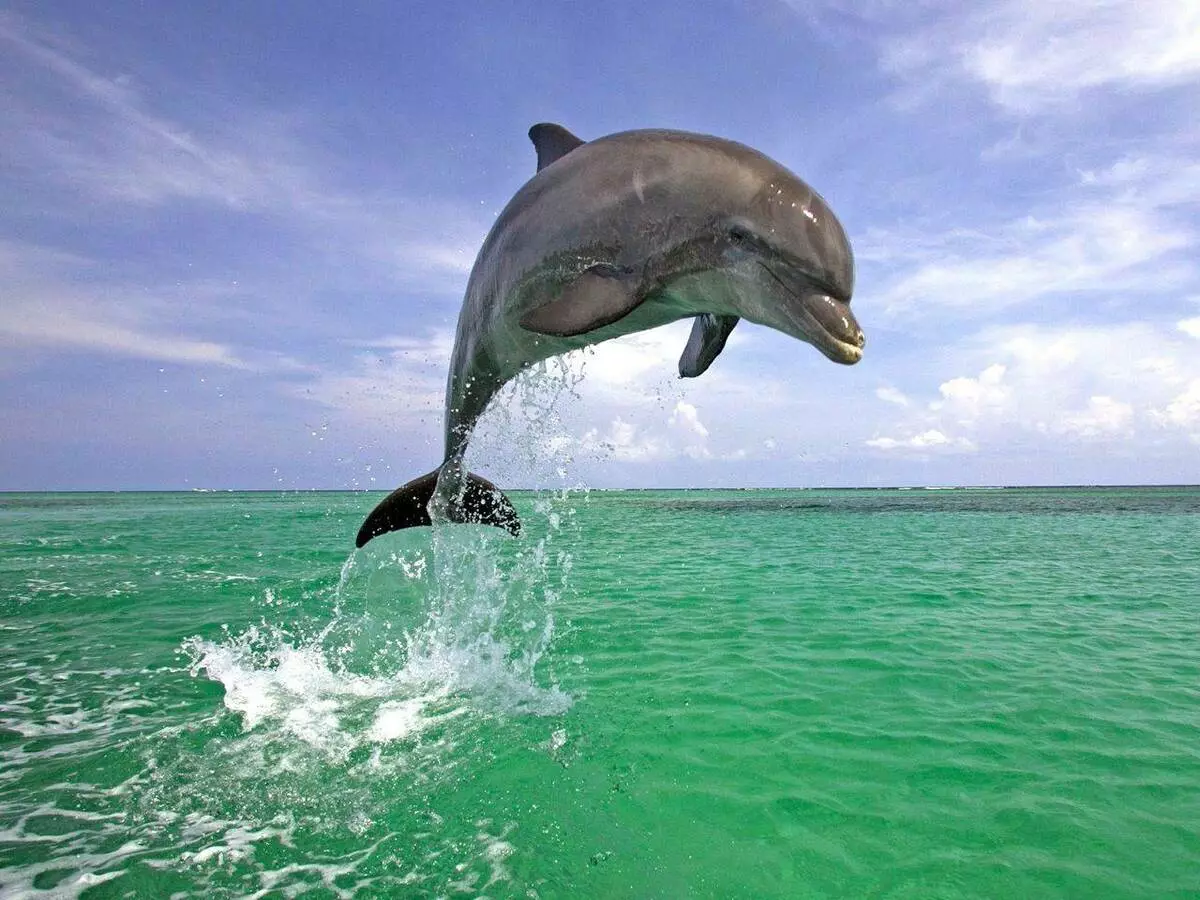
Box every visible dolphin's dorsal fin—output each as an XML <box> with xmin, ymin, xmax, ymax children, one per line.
<box><xmin>679</xmin><ymin>314</ymin><xmax>739</xmax><ymax>378</ymax></box>
<box><xmin>529</xmin><ymin>123</ymin><xmax>585</xmax><ymax>172</ymax></box>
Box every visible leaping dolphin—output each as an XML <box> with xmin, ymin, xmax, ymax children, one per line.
<box><xmin>356</xmin><ymin>123</ymin><xmax>865</xmax><ymax>547</ymax></box>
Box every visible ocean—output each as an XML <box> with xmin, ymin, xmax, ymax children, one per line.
<box><xmin>1</xmin><ymin>487</ymin><xmax>1198</xmax><ymax>898</ymax></box>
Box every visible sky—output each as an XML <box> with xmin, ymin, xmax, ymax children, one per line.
<box><xmin>2</xmin><ymin>0</ymin><xmax>1198</xmax><ymax>491</ymax></box>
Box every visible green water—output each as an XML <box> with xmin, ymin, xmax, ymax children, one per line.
<box><xmin>2</xmin><ymin>488</ymin><xmax>1198</xmax><ymax>898</ymax></box>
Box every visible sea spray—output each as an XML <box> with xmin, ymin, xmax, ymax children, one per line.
<box><xmin>184</xmin><ymin>513</ymin><xmax>575</xmax><ymax>761</ymax></box>
<box><xmin>184</xmin><ymin>359</ymin><xmax>598</xmax><ymax>757</ymax></box>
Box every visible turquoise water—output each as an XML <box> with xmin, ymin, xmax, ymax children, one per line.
<box><xmin>2</xmin><ymin>487</ymin><xmax>1198</xmax><ymax>897</ymax></box>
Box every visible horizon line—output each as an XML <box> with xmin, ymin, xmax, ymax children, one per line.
<box><xmin>2</xmin><ymin>483</ymin><xmax>1199</xmax><ymax>496</ymax></box>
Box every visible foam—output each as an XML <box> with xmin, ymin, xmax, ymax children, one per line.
<box><xmin>184</xmin><ymin>512</ymin><xmax>576</xmax><ymax>763</ymax></box>
<box><xmin>185</xmin><ymin>620</ymin><xmax>571</xmax><ymax>762</ymax></box>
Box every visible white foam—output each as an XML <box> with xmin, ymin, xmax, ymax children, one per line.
<box><xmin>185</xmin><ymin>542</ymin><xmax>572</xmax><ymax>762</ymax></box>
<box><xmin>368</xmin><ymin>698</ymin><xmax>435</xmax><ymax>742</ymax></box>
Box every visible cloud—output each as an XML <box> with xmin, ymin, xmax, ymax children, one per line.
<box><xmin>1</xmin><ymin>13</ymin><xmax>296</xmax><ymax>210</ymax></box>
<box><xmin>0</xmin><ymin>240</ymin><xmax>254</xmax><ymax>369</ymax></box>
<box><xmin>871</xmin><ymin>321</ymin><xmax>1200</xmax><ymax>453</ymax></box>
<box><xmin>311</xmin><ymin>316</ymin><xmax>862</xmax><ymax>477</ymax></box>
<box><xmin>578</xmin><ymin>418</ymin><xmax>669</xmax><ymax>462</ymax></box>
<box><xmin>1</xmin><ymin>309</ymin><xmax>246</xmax><ymax>369</ymax></box>
<box><xmin>879</xmin><ymin>0</ymin><xmax>1200</xmax><ymax>114</ymax></box>
<box><xmin>668</xmin><ymin>400</ymin><xmax>712</xmax><ymax>459</ymax></box>
<box><xmin>875</xmin><ymin>385</ymin><xmax>909</xmax><ymax>406</ymax></box>
<box><xmin>1077</xmin><ymin>157</ymin><xmax>1200</xmax><ymax>209</ymax></box>
<box><xmin>0</xmin><ymin>13</ymin><xmax>486</xmax><ymax>296</ymax></box>
<box><xmin>1151</xmin><ymin>380</ymin><xmax>1200</xmax><ymax>439</ymax></box>
<box><xmin>1053</xmin><ymin>395</ymin><xmax>1134</xmax><ymax>439</ymax></box>
<box><xmin>296</xmin><ymin>331</ymin><xmax>452</xmax><ymax>430</ymax></box>
<box><xmin>669</xmin><ymin>400</ymin><xmax>709</xmax><ymax>438</ymax></box>
<box><xmin>858</xmin><ymin>126</ymin><xmax>1199</xmax><ymax>323</ymax></box>
<box><xmin>1179</xmin><ymin>317</ymin><xmax>1200</xmax><ymax>339</ymax></box>
<box><xmin>864</xmin><ymin>202</ymin><xmax>1193</xmax><ymax>318</ymax></box>
<box><xmin>567</xmin><ymin>403</ymin><xmax>711</xmax><ymax>463</ymax></box>
<box><xmin>933</xmin><ymin>363</ymin><xmax>1011</xmax><ymax>425</ymax></box>
<box><xmin>866</xmin><ymin>429</ymin><xmax>977</xmax><ymax>453</ymax></box>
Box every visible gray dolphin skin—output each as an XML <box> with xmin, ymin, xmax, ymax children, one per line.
<box><xmin>355</xmin><ymin>123</ymin><xmax>865</xmax><ymax>547</ymax></box>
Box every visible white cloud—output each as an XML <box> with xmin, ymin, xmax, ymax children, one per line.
<box><xmin>350</xmin><ymin>318</ymin><xmax>862</xmax><ymax>476</ymax></box>
<box><xmin>1152</xmin><ymin>380</ymin><xmax>1200</xmax><ymax>436</ymax></box>
<box><xmin>669</xmin><ymin>401</ymin><xmax>709</xmax><ymax>438</ymax></box>
<box><xmin>875</xmin><ymin>385</ymin><xmax>909</xmax><ymax>406</ymax></box>
<box><xmin>1053</xmin><ymin>395</ymin><xmax>1135</xmax><ymax>439</ymax></box>
<box><xmin>865</xmin><ymin>429</ymin><xmax>977</xmax><ymax>453</ymax></box>
<box><xmin>880</xmin><ymin>0</ymin><xmax>1200</xmax><ymax>114</ymax></box>
<box><xmin>668</xmin><ymin>400</ymin><xmax>712</xmax><ymax>459</ymax></box>
<box><xmin>934</xmin><ymin>363</ymin><xmax>1010</xmax><ymax>424</ymax></box>
<box><xmin>1078</xmin><ymin>157</ymin><xmax>1200</xmax><ymax>211</ymax></box>
<box><xmin>1179</xmin><ymin>317</ymin><xmax>1200</xmax><ymax>339</ymax></box>
<box><xmin>1</xmin><ymin>309</ymin><xmax>247</xmax><ymax>369</ymax></box>
<box><xmin>579</xmin><ymin>418</ymin><xmax>669</xmax><ymax>462</ymax></box>
<box><xmin>0</xmin><ymin>240</ymin><xmax>253</xmax><ymax>369</ymax></box>
<box><xmin>298</xmin><ymin>324</ymin><xmax>731</xmax><ymax>472</ymax></box>
<box><xmin>865</xmin><ymin>204</ymin><xmax>1193</xmax><ymax>318</ymax></box>
<box><xmin>873</xmin><ymin>321</ymin><xmax>1200</xmax><ymax>453</ymax></box>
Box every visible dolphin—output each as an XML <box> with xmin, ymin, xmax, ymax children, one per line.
<box><xmin>355</xmin><ymin>123</ymin><xmax>865</xmax><ymax>548</ymax></box>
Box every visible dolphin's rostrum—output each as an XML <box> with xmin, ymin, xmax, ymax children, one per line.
<box><xmin>355</xmin><ymin>123</ymin><xmax>865</xmax><ymax>548</ymax></box>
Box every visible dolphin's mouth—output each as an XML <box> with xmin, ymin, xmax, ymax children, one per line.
<box><xmin>760</xmin><ymin>264</ymin><xmax>865</xmax><ymax>365</ymax></box>
<box><xmin>799</xmin><ymin>293</ymin><xmax>865</xmax><ymax>365</ymax></box>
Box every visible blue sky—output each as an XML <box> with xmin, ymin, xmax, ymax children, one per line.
<box><xmin>2</xmin><ymin>1</ymin><xmax>1198</xmax><ymax>491</ymax></box>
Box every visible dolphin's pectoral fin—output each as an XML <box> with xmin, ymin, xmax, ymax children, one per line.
<box><xmin>529</xmin><ymin>123</ymin><xmax>585</xmax><ymax>172</ymax></box>
<box><xmin>355</xmin><ymin>469</ymin><xmax>520</xmax><ymax>548</ymax></box>
<box><xmin>678</xmin><ymin>314</ymin><xmax>739</xmax><ymax>378</ymax></box>
<box><xmin>519</xmin><ymin>265</ymin><xmax>644</xmax><ymax>337</ymax></box>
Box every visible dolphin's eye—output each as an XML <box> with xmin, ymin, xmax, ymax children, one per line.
<box><xmin>728</xmin><ymin>226</ymin><xmax>752</xmax><ymax>246</ymax></box>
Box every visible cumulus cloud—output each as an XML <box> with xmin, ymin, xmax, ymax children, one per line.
<box><xmin>668</xmin><ymin>400</ymin><xmax>712</xmax><ymax>459</ymax></box>
<box><xmin>577</xmin><ymin>418</ymin><xmax>668</xmax><ymax>462</ymax></box>
<box><xmin>1151</xmin><ymin>381</ymin><xmax>1200</xmax><ymax>439</ymax></box>
<box><xmin>1052</xmin><ymin>395</ymin><xmax>1135</xmax><ymax>439</ymax></box>
<box><xmin>933</xmin><ymin>363</ymin><xmax>1010</xmax><ymax>424</ymax></box>
<box><xmin>567</xmin><ymin>401</ymin><xmax>715</xmax><ymax>464</ymax></box>
<box><xmin>669</xmin><ymin>401</ymin><xmax>709</xmax><ymax>437</ymax></box>
<box><xmin>871</xmin><ymin>321</ymin><xmax>1200</xmax><ymax>455</ymax></box>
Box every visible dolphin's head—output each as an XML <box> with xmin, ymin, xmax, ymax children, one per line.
<box><xmin>715</xmin><ymin>165</ymin><xmax>864</xmax><ymax>365</ymax></box>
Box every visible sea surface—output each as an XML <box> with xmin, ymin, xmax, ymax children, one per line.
<box><xmin>1</xmin><ymin>487</ymin><xmax>1198</xmax><ymax>898</ymax></box>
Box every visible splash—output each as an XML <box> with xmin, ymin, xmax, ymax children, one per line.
<box><xmin>185</xmin><ymin>361</ymin><xmax>592</xmax><ymax>763</ymax></box>
<box><xmin>184</xmin><ymin>522</ymin><xmax>573</xmax><ymax>763</ymax></box>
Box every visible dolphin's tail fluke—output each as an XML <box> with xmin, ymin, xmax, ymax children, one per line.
<box><xmin>355</xmin><ymin>468</ymin><xmax>521</xmax><ymax>548</ymax></box>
